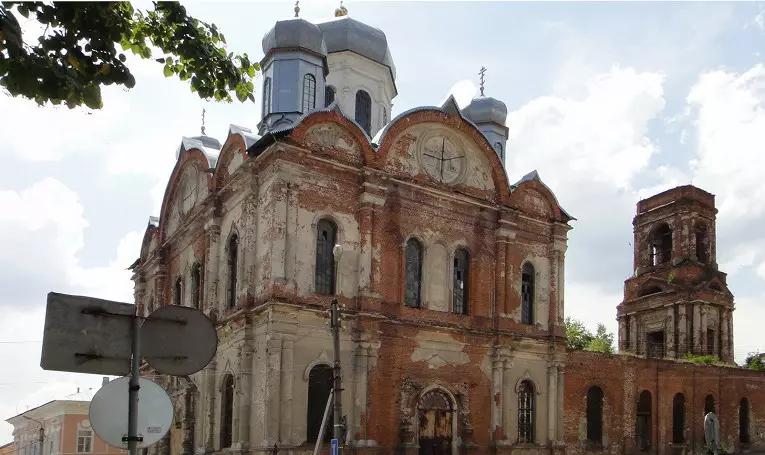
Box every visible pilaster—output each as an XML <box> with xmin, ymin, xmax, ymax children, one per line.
<box><xmin>235</xmin><ymin>344</ymin><xmax>253</xmax><ymax>450</ymax></box>
<box><xmin>203</xmin><ymin>359</ymin><xmax>217</xmax><ymax>453</ymax></box>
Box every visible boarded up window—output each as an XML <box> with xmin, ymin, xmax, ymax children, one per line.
<box><xmin>405</xmin><ymin>238</ymin><xmax>423</xmax><ymax>308</ymax></box>
<box><xmin>307</xmin><ymin>365</ymin><xmax>333</xmax><ymax>443</ymax></box>
<box><xmin>302</xmin><ymin>74</ymin><xmax>316</xmax><ymax>112</ymax></box>
<box><xmin>636</xmin><ymin>390</ymin><xmax>652</xmax><ymax>452</ymax></box>
<box><xmin>227</xmin><ymin>234</ymin><xmax>238</xmax><ymax>308</ymax></box>
<box><xmin>740</xmin><ymin>398</ymin><xmax>750</xmax><ymax>443</ymax></box>
<box><xmin>586</xmin><ymin>386</ymin><xmax>603</xmax><ymax>444</ymax></box>
<box><xmin>521</xmin><ymin>263</ymin><xmax>534</xmax><ymax>325</ymax></box>
<box><xmin>315</xmin><ymin>219</ymin><xmax>337</xmax><ymax>295</ymax></box>
<box><xmin>517</xmin><ymin>381</ymin><xmax>535</xmax><ymax>443</ymax></box>
<box><xmin>452</xmin><ymin>248</ymin><xmax>469</xmax><ymax>315</ymax></box>
<box><xmin>220</xmin><ymin>375</ymin><xmax>234</xmax><ymax>448</ymax></box>
<box><xmin>355</xmin><ymin>90</ymin><xmax>372</xmax><ymax>136</ymax></box>
<box><xmin>672</xmin><ymin>393</ymin><xmax>685</xmax><ymax>443</ymax></box>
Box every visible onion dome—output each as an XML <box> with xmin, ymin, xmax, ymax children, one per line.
<box><xmin>316</xmin><ymin>16</ymin><xmax>396</xmax><ymax>79</ymax></box>
<box><xmin>462</xmin><ymin>96</ymin><xmax>508</xmax><ymax>125</ymax></box>
<box><xmin>262</xmin><ymin>18</ymin><xmax>328</xmax><ymax>58</ymax></box>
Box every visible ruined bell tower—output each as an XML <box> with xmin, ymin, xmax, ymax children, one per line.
<box><xmin>616</xmin><ymin>185</ymin><xmax>735</xmax><ymax>363</ymax></box>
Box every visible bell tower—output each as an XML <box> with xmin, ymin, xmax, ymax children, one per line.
<box><xmin>616</xmin><ymin>185</ymin><xmax>734</xmax><ymax>363</ymax></box>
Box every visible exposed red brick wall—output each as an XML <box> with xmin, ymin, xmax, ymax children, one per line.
<box><xmin>565</xmin><ymin>350</ymin><xmax>765</xmax><ymax>455</ymax></box>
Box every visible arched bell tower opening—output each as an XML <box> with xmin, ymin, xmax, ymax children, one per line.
<box><xmin>616</xmin><ymin>185</ymin><xmax>734</xmax><ymax>363</ymax></box>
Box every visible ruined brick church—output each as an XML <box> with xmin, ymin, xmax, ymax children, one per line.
<box><xmin>128</xmin><ymin>5</ymin><xmax>764</xmax><ymax>455</ymax></box>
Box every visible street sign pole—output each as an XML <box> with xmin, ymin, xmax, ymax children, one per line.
<box><xmin>127</xmin><ymin>313</ymin><xmax>142</xmax><ymax>455</ymax></box>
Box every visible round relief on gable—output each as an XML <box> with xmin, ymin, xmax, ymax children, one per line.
<box><xmin>80</xmin><ymin>419</ymin><xmax>91</xmax><ymax>429</ymax></box>
<box><xmin>416</xmin><ymin>128</ymin><xmax>468</xmax><ymax>185</ymax></box>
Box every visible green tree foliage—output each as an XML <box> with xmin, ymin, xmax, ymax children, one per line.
<box><xmin>0</xmin><ymin>1</ymin><xmax>259</xmax><ymax>109</ymax></box>
<box><xmin>744</xmin><ymin>352</ymin><xmax>765</xmax><ymax>371</ymax></box>
<box><xmin>565</xmin><ymin>317</ymin><xmax>615</xmax><ymax>354</ymax></box>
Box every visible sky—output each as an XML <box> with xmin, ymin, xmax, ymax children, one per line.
<box><xmin>2</xmin><ymin>0</ymin><xmax>765</xmax><ymax>444</ymax></box>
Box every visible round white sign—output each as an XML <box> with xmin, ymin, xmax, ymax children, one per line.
<box><xmin>89</xmin><ymin>376</ymin><xmax>174</xmax><ymax>449</ymax></box>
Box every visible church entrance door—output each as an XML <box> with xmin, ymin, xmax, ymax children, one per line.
<box><xmin>417</xmin><ymin>389</ymin><xmax>453</xmax><ymax>455</ymax></box>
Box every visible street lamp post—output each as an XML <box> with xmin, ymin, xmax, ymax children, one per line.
<box><xmin>331</xmin><ymin>244</ymin><xmax>344</xmax><ymax>451</ymax></box>
<box><xmin>21</xmin><ymin>416</ymin><xmax>44</xmax><ymax>455</ymax></box>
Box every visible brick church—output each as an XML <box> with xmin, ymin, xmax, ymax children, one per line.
<box><xmin>128</xmin><ymin>5</ymin><xmax>765</xmax><ymax>455</ymax></box>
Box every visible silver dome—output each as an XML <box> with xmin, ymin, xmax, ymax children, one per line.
<box><xmin>317</xmin><ymin>16</ymin><xmax>396</xmax><ymax>80</ymax></box>
<box><xmin>262</xmin><ymin>18</ymin><xmax>328</xmax><ymax>58</ymax></box>
<box><xmin>462</xmin><ymin>96</ymin><xmax>508</xmax><ymax>125</ymax></box>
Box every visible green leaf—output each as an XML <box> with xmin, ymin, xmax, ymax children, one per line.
<box><xmin>163</xmin><ymin>64</ymin><xmax>173</xmax><ymax>77</ymax></box>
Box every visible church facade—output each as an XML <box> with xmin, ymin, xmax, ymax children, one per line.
<box><xmin>131</xmin><ymin>7</ymin><xmax>572</xmax><ymax>455</ymax></box>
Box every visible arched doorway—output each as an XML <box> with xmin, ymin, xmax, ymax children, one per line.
<box><xmin>418</xmin><ymin>389</ymin><xmax>453</xmax><ymax>455</ymax></box>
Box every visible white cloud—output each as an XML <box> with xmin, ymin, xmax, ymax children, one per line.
<box><xmin>440</xmin><ymin>79</ymin><xmax>478</xmax><ymax>109</ymax></box>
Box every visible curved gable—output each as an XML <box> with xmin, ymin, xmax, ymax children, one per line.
<box><xmin>158</xmin><ymin>148</ymin><xmax>213</xmax><ymax>243</ymax></box>
<box><xmin>290</xmin><ymin>109</ymin><xmax>376</xmax><ymax>166</ymax></box>
<box><xmin>508</xmin><ymin>173</ymin><xmax>571</xmax><ymax>223</ymax></box>
<box><xmin>213</xmin><ymin>133</ymin><xmax>249</xmax><ymax>191</ymax></box>
<box><xmin>376</xmin><ymin>108</ymin><xmax>511</xmax><ymax>203</ymax></box>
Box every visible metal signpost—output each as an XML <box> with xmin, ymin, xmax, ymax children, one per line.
<box><xmin>40</xmin><ymin>292</ymin><xmax>218</xmax><ymax>455</ymax></box>
<box><xmin>330</xmin><ymin>439</ymin><xmax>339</xmax><ymax>455</ymax></box>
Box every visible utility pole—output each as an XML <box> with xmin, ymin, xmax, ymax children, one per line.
<box><xmin>21</xmin><ymin>416</ymin><xmax>44</xmax><ymax>455</ymax></box>
<box><xmin>331</xmin><ymin>244</ymin><xmax>344</xmax><ymax>452</ymax></box>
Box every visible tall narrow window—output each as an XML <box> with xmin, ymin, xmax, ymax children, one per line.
<box><xmin>739</xmin><ymin>398</ymin><xmax>750</xmax><ymax>444</ymax></box>
<box><xmin>405</xmin><ymin>238</ymin><xmax>423</xmax><ymax>308</ymax></box>
<box><xmin>586</xmin><ymin>386</ymin><xmax>603</xmax><ymax>445</ymax></box>
<box><xmin>315</xmin><ymin>219</ymin><xmax>337</xmax><ymax>295</ymax></box>
<box><xmin>173</xmin><ymin>277</ymin><xmax>182</xmax><ymax>306</ymax></box>
<box><xmin>494</xmin><ymin>142</ymin><xmax>504</xmax><ymax>162</ymax></box>
<box><xmin>227</xmin><ymin>234</ymin><xmax>238</xmax><ymax>309</ymax></box>
<box><xmin>696</xmin><ymin>222</ymin><xmax>709</xmax><ymax>264</ymax></box>
<box><xmin>650</xmin><ymin>223</ymin><xmax>672</xmax><ymax>265</ymax></box>
<box><xmin>263</xmin><ymin>77</ymin><xmax>272</xmax><ymax>117</ymax></box>
<box><xmin>517</xmin><ymin>381</ymin><xmax>535</xmax><ymax>443</ymax></box>
<box><xmin>325</xmin><ymin>86</ymin><xmax>336</xmax><ymax>107</ymax></box>
<box><xmin>636</xmin><ymin>390</ymin><xmax>652</xmax><ymax>452</ymax></box>
<box><xmin>705</xmin><ymin>394</ymin><xmax>716</xmax><ymax>414</ymax></box>
<box><xmin>382</xmin><ymin>106</ymin><xmax>387</xmax><ymax>125</ymax></box>
<box><xmin>191</xmin><ymin>263</ymin><xmax>202</xmax><ymax>310</ymax></box>
<box><xmin>672</xmin><ymin>393</ymin><xmax>685</xmax><ymax>443</ymax></box>
<box><xmin>355</xmin><ymin>90</ymin><xmax>372</xmax><ymax>136</ymax></box>
<box><xmin>302</xmin><ymin>74</ymin><xmax>316</xmax><ymax>112</ymax></box>
<box><xmin>706</xmin><ymin>329</ymin><xmax>715</xmax><ymax>356</ymax></box>
<box><xmin>521</xmin><ymin>263</ymin><xmax>535</xmax><ymax>325</ymax></box>
<box><xmin>76</xmin><ymin>430</ymin><xmax>92</xmax><ymax>453</ymax></box>
<box><xmin>220</xmin><ymin>375</ymin><xmax>234</xmax><ymax>448</ymax></box>
<box><xmin>306</xmin><ymin>365</ymin><xmax>333</xmax><ymax>443</ymax></box>
<box><xmin>453</xmin><ymin>248</ymin><xmax>469</xmax><ymax>315</ymax></box>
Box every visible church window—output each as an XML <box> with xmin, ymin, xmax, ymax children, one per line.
<box><xmin>306</xmin><ymin>364</ymin><xmax>333</xmax><ymax>443</ymax></box>
<box><xmin>706</xmin><ymin>329</ymin><xmax>715</xmax><ymax>356</ymax></box>
<box><xmin>453</xmin><ymin>248</ymin><xmax>469</xmax><ymax>315</ymax></box>
<box><xmin>739</xmin><ymin>398</ymin><xmax>750</xmax><ymax>444</ymax></box>
<box><xmin>494</xmin><ymin>142</ymin><xmax>504</xmax><ymax>162</ymax></box>
<box><xmin>517</xmin><ymin>380</ymin><xmax>535</xmax><ymax>443</ymax></box>
<box><xmin>649</xmin><ymin>223</ymin><xmax>672</xmax><ymax>266</ymax></box>
<box><xmin>220</xmin><ymin>375</ymin><xmax>234</xmax><ymax>448</ymax></box>
<box><xmin>173</xmin><ymin>277</ymin><xmax>182</xmax><ymax>306</ymax></box>
<box><xmin>325</xmin><ymin>86</ymin><xmax>336</xmax><ymax>107</ymax></box>
<box><xmin>696</xmin><ymin>222</ymin><xmax>709</xmax><ymax>264</ymax></box>
<box><xmin>672</xmin><ymin>393</ymin><xmax>685</xmax><ymax>443</ymax></box>
<box><xmin>263</xmin><ymin>77</ymin><xmax>272</xmax><ymax>117</ymax></box>
<box><xmin>227</xmin><ymin>234</ymin><xmax>238</xmax><ymax>308</ymax></box>
<box><xmin>586</xmin><ymin>386</ymin><xmax>603</xmax><ymax>445</ymax></box>
<box><xmin>405</xmin><ymin>238</ymin><xmax>423</xmax><ymax>308</ymax></box>
<box><xmin>355</xmin><ymin>90</ymin><xmax>372</xmax><ymax>136</ymax></box>
<box><xmin>636</xmin><ymin>390</ymin><xmax>652</xmax><ymax>452</ymax></box>
<box><xmin>191</xmin><ymin>263</ymin><xmax>202</xmax><ymax>310</ymax></box>
<box><xmin>76</xmin><ymin>430</ymin><xmax>92</xmax><ymax>453</ymax></box>
<box><xmin>315</xmin><ymin>219</ymin><xmax>337</xmax><ymax>295</ymax></box>
<box><xmin>704</xmin><ymin>394</ymin><xmax>715</xmax><ymax>414</ymax></box>
<box><xmin>382</xmin><ymin>106</ymin><xmax>387</xmax><ymax>125</ymax></box>
<box><xmin>521</xmin><ymin>263</ymin><xmax>535</xmax><ymax>325</ymax></box>
<box><xmin>302</xmin><ymin>74</ymin><xmax>316</xmax><ymax>112</ymax></box>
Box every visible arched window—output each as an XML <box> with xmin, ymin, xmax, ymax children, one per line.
<box><xmin>263</xmin><ymin>77</ymin><xmax>272</xmax><ymax>117</ymax></box>
<box><xmin>696</xmin><ymin>222</ymin><xmax>709</xmax><ymax>264</ymax></box>
<box><xmin>637</xmin><ymin>285</ymin><xmax>662</xmax><ymax>297</ymax></box>
<box><xmin>405</xmin><ymin>238</ymin><xmax>423</xmax><ymax>308</ymax></box>
<box><xmin>672</xmin><ymin>393</ymin><xmax>685</xmax><ymax>443</ymax></box>
<box><xmin>705</xmin><ymin>394</ymin><xmax>716</xmax><ymax>414</ymax></box>
<box><xmin>227</xmin><ymin>234</ymin><xmax>238</xmax><ymax>309</ymax></box>
<box><xmin>636</xmin><ymin>390</ymin><xmax>652</xmax><ymax>451</ymax></box>
<box><xmin>453</xmin><ymin>248</ymin><xmax>469</xmax><ymax>315</ymax></box>
<box><xmin>649</xmin><ymin>223</ymin><xmax>672</xmax><ymax>266</ymax></box>
<box><xmin>355</xmin><ymin>90</ymin><xmax>372</xmax><ymax>136</ymax></box>
<box><xmin>739</xmin><ymin>398</ymin><xmax>750</xmax><ymax>444</ymax></box>
<box><xmin>517</xmin><ymin>381</ymin><xmax>535</xmax><ymax>443</ymax></box>
<box><xmin>521</xmin><ymin>263</ymin><xmax>535</xmax><ymax>325</ymax></box>
<box><xmin>220</xmin><ymin>375</ymin><xmax>234</xmax><ymax>448</ymax></box>
<box><xmin>315</xmin><ymin>219</ymin><xmax>337</xmax><ymax>295</ymax></box>
<box><xmin>494</xmin><ymin>142</ymin><xmax>504</xmax><ymax>162</ymax></box>
<box><xmin>586</xmin><ymin>386</ymin><xmax>604</xmax><ymax>445</ymax></box>
<box><xmin>325</xmin><ymin>86</ymin><xmax>336</xmax><ymax>107</ymax></box>
<box><xmin>190</xmin><ymin>263</ymin><xmax>202</xmax><ymax>310</ymax></box>
<box><xmin>306</xmin><ymin>365</ymin><xmax>333</xmax><ymax>443</ymax></box>
<box><xmin>173</xmin><ymin>277</ymin><xmax>182</xmax><ymax>306</ymax></box>
<box><xmin>302</xmin><ymin>74</ymin><xmax>316</xmax><ymax>112</ymax></box>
